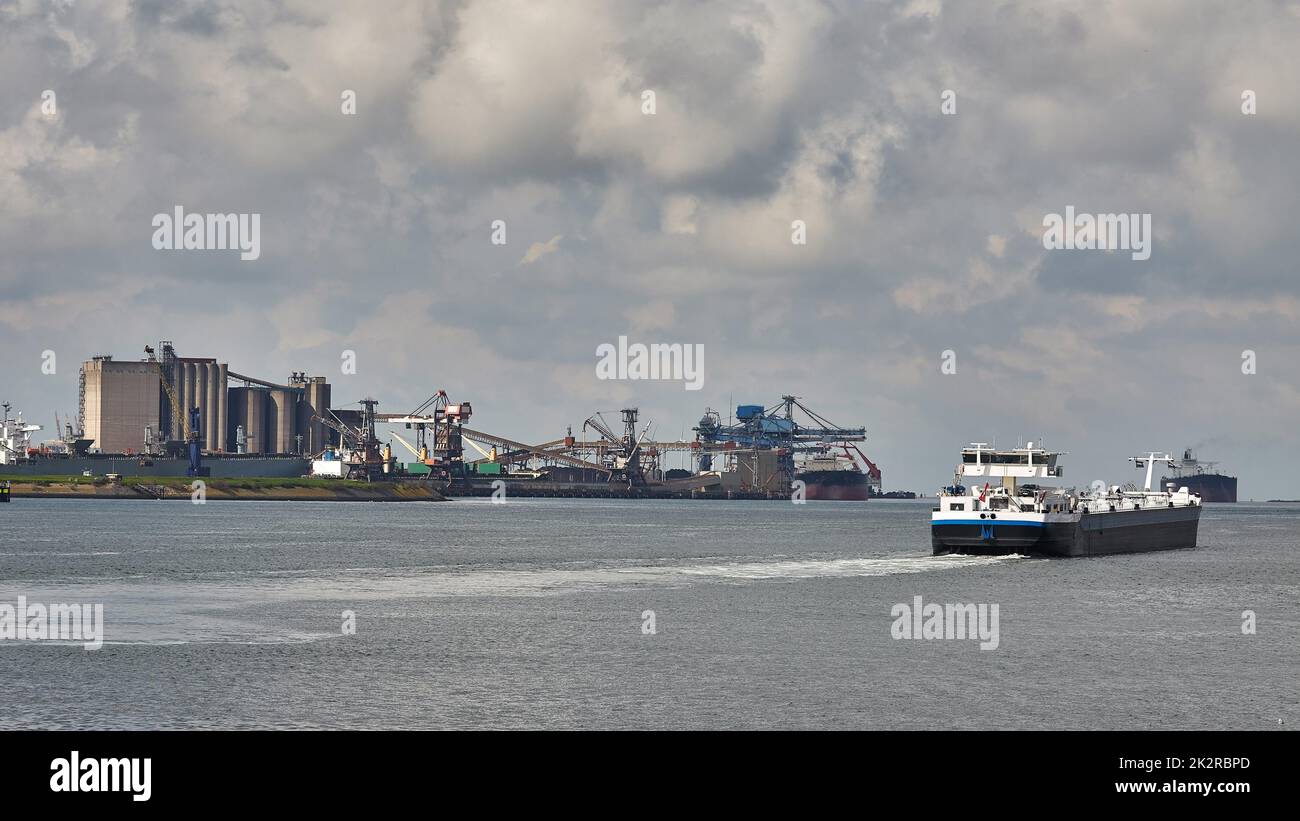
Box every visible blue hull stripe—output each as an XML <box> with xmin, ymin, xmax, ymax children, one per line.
<box><xmin>932</xmin><ymin>520</ymin><xmax>1046</xmax><ymax>528</ymax></box>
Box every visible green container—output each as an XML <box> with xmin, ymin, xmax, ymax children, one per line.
<box><xmin>406</xmin><ymin>463</ymin><xmax>432</xmax><ymax>475</ymax></box>
<box><xmin>476</xmin><ymin>462</ymin><xmax>503</xmax><ymax>475</ymax></box>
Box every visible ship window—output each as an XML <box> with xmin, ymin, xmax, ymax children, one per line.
<box><xmin>950</xmin><ymin>503</ymin><xmax>964</xmax><ymax>511</ymax></box>
<box><xmin>962</xmin><ymin>453</ymin><xmax>1038</xmax><ymax>465</ymax></box>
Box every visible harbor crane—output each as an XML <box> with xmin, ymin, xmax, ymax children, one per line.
<box><xmin>144</xmin><ymin>345</ymin><xmax>207</xmax><ymax>476</ymax></box>
<box><xmin>694</xmin><ymin>395</ymin><xmax>878</xmax><ymax>488</ymax></box>
<box><xmin>373</xmin><ymin>389</ymin><xmax>614</xmax><ymax>480</ymax></box>
<box><xmin>583</xmin><ymin>408</ymin><xmax>653</xmax><ymax>486</ymax></box>
<box><xmin>313</xmin><ymin>400</ymin><xmax>385</xmax><ymax>480</ymax></box>
<box><xmin>375</xmin><ymin>390</ymin><xmax>472</xmax><ymax>478</ymax></box>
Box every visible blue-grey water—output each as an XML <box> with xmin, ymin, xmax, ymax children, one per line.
<box><xmin>0</xmin><ymin>498</ymin><xmax>1295</xmax><ymax>729</ymax></box>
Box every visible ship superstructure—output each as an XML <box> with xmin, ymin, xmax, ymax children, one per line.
<box><xmin>1160</xmin><ymin>447</ymin><xmax>1237</xmax><ymax>502</ymax></box>
<box><xmin>931</xmin><ymin>443</ymin><xmax>1201</xmax><ymax>557</ymax></box>
<box><xmin>0</xmin><ymin>404</ymin><xmax>43</xmax><ymax>466</ymax></box>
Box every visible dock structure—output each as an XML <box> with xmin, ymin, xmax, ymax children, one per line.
<box><xmin>10</xmin><ymin>345</ymin><xmax>888</xmax><ymax>498</ymax></box>
<box><xmin>371</xmin><ymin>395</ymin><xmax>883</xmax><ymax>500</ymax></box>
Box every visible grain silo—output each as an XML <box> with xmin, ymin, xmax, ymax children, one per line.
<box><xmin>203</xmin><ymin>362</ymin><xmax>218</xmax><ymax>451</ymax></box>
<box><xmin>292</xmin><ymin>376</ymin><xmax>331</xmax><ymax>455</ymax></box>
<box><xmin>217</xmin><ymin>363</ymin><xmax>228</xmax><ymax>451</ymax></box>
<box><xmin>227</xmin><ymin>386</ymin><xmax>245</xmax><ymax>452</ymax></box>
<box><xmin>243</xmin><ymin>388</ymin><xmax>267</xmax><ymax>454</ymax></box>
<box><xmin>269</xmin><ymin>389</ymin><xmax>295</xmax><ymax>454</ymax></box>
<box><xmin>172</xmin><ymin>360</ymin><xmax>186</xmax><ymax>438</ymax></box>
<box><xmin>178</xmin><ymin>363</ymin><xmax>189</xmax><ymax>433</ymax></box>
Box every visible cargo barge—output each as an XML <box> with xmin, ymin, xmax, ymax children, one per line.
<box><xmin>931</xmin><ymin>443</ymin><xmax>1201</xmax><ymax>558</ymax></box>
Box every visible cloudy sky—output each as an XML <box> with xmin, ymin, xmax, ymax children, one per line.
<box><xmin>3</xmin><ymin>0</ymin><xmax>1299</xmax><ymax>496</ymax></box>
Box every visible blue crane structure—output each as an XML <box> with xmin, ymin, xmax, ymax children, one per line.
<box><xmin>693</xmin><ymin>395</ymin><xmax>880</xmax><ymax>487</ymax></box>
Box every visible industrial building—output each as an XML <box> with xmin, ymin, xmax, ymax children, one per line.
<box><xmin>67</xmin><ymin>348</ymin><xmax>888</xmax><ymax>497</ymax></box>
<box><xmin>227</xmin><ymin>372</ymin><xmax>330</xmax><ymax>455</ymax></box>
<box><xmin>79</xmin><ymin>356</ymin><xmax>161</xmax><ymax>454</ymax></box>
<box><xmin>77</xmin><ymin>342</ymin><xmax>333</xmax><ymax>456</ymax></box>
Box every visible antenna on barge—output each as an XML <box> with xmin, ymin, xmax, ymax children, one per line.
<box><xmin>1129</xmin><ymin>452</ymin><xmax>1175</xmax><ymax>491</ymax></box>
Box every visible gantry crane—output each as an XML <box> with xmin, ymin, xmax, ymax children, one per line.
<box><xmin>693</xmin><ymin>395</ymin><xmax>877</xmax><ymax>488</ymax></box>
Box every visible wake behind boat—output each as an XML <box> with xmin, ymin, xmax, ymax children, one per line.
<box><xmin>931</xmin><ymin>443</ymin><xmax>1201</xmax><ymax>557</ymax></box>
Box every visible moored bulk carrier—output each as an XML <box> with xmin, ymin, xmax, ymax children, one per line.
<box><xmin>797</xmin><ymin>458</ymin><xmax>873</xmax><ymax>501</ymax></box>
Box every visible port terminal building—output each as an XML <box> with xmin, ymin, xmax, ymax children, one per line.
<box><xmin>78</xmin><ymin>342</ymin><xmax>332</xmax><ymax>456</ymax></box>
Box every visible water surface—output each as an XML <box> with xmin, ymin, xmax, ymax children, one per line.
<box><xmin>1</xmin><ymin>498</ymin><xmax>1294</xmax><ymax>729</ymax></box>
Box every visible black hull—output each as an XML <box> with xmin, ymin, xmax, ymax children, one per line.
<box><xmin>932</xmin><ymin>506</ymin><xmax>1201</xmax><ymax>558</ymax></box>
<box><xmin>796</xmin><ymin>469</ymin><xmax>870</xmax><ymax>501</ymax></box>
<box><xmin>1161</xmin><ymin>473</ymin><xmax>1236</xmax><ymax>503</ymax></box>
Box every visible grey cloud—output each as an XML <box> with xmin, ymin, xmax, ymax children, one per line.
<box><xmin>1</xmin><ymin>0</ymin><xmax>1298</xmax><ymax>495</ymax></box>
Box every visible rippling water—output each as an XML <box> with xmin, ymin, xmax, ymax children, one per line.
<box><xmin>0</xmin><ymin>498</ymin><xmax>1295</xmax><ymax>729</ymax></box>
